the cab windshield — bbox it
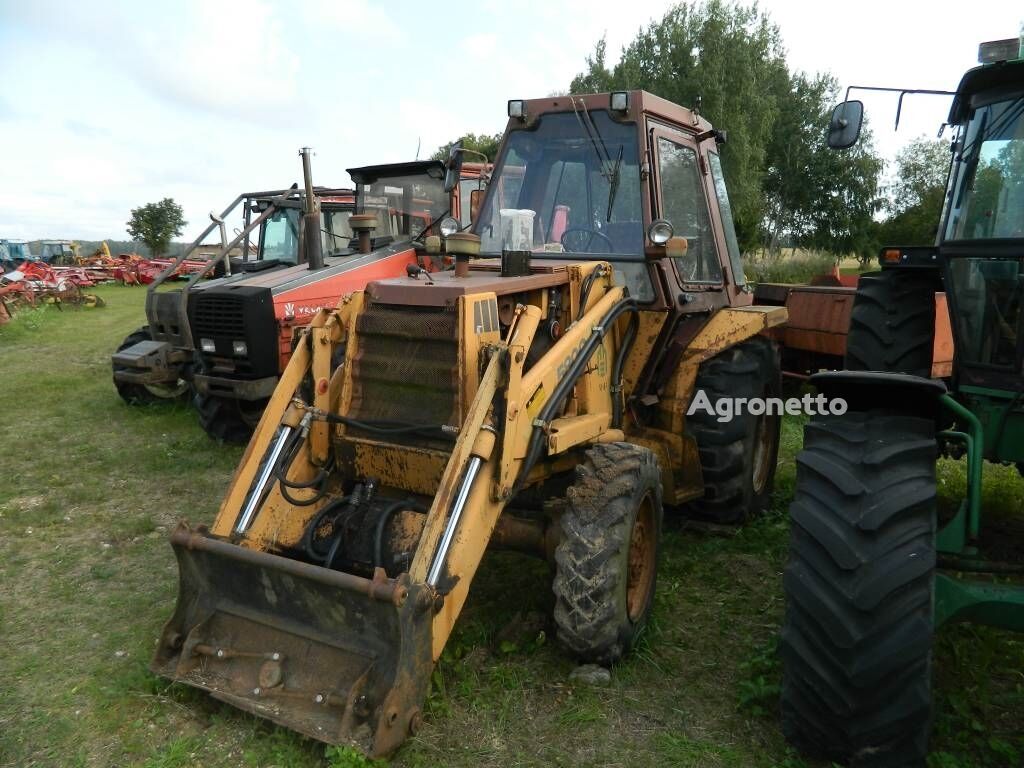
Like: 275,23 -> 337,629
944,96 -> 1024,241
474,110 -> 643,257
356,172 -> 449,240
260,208 -> 356,264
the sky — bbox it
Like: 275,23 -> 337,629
0,0 -> 1020,242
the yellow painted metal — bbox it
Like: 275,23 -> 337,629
459,292 -> 502,418
620,310 -> 668,397
497,304 -> 541,498
310,312 -> 340,465
429,452 -> 503,658
547,413 -> 612,454
210,338 -> 313,539
349,440 -> 450,497
507,285 -> 625,464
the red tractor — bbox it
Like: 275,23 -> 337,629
188,154 -> 487,442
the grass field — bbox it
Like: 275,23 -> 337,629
1,285 -> 1022,768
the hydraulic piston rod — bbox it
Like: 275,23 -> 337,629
426,456 -> 482,587
235,425 -> 294,535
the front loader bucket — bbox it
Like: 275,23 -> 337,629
151,523 -> 433,757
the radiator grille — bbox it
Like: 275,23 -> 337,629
347,303 -> 459,447
193,294 -> 246,340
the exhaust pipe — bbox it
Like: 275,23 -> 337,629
300,147 -> 324,271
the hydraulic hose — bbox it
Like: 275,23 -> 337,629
373,498 -> 427,569
301,494 -> 351,563
273,428 -> 332,507
611,310 -> 639,428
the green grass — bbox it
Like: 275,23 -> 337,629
1,286 -> 1023,767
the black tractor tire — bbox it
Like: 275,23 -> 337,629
113,326 -> 189,406
845,270 -> 936,377
553,442 -> 663,665
194,391 -> 266,445
687,336 -> 782,523
780,408 -> 937,767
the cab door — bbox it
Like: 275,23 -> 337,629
649,127 -> 724,295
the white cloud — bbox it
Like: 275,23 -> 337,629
2,0 -> 1022,241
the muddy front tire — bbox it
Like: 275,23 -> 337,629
113,326 -> 189,405
780,408 -> 937,767
553,442 -> 663,665
687,337 -> 781,523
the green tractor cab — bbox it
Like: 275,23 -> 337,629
780,40 -> 1024,767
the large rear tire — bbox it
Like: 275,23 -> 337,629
845,270 -> 936,377
780,408 -> 937,767
553,442 -> 663,665
194,391 -> 266,444
687,336 -> 782,523
113,326 -> 189,406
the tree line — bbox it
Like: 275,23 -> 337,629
436,0 -> 951,262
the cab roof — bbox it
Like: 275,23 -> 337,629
513,90 -> 713,134
949,58 -> 1024,123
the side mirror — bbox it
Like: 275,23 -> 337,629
469,189 -> 484,223
827,101 -> 864,150
444,141 -> 465,193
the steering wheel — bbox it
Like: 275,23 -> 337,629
560,228 -> 614,254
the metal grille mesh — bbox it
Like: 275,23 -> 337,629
347,303 -> 459,446
193,294 -> 246,339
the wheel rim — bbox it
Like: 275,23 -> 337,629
751,413 -> 772,494
144,379 -> 189,399
626,494 -> 656,622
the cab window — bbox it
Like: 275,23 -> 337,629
708,152 -> 745,285
657,137 -> 721,284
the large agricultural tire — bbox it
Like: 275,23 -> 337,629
553,442 -> 663,665
780,408 -> 938,767
194,391 -> 266,445
845,270 -> 936,377
113,326 -> 189,406
687,336 -> 782,523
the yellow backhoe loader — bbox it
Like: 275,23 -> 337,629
152,91 -> 788,756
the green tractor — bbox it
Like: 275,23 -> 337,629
780,38 -> 1024,766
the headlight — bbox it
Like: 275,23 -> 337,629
439,216 -> 459,238
647,219 -> 674,245
232,340 -> 248,357
200,338 -> 216,353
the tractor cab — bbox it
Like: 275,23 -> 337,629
254,195 -> 357,266
471,91 -> 747,312
347,160 -> 453,250
940,59 -> 1024,390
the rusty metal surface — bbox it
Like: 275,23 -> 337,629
366,267 -> 569,307
347,302 -> 460,447
153,524 -> 432,756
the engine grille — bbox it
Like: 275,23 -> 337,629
347,303 -> 459,448
193,294 -> 246,340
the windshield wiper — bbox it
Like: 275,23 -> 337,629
960,97 -> 1024,160
570,97 -> 621,223
606,144 -> 623,221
